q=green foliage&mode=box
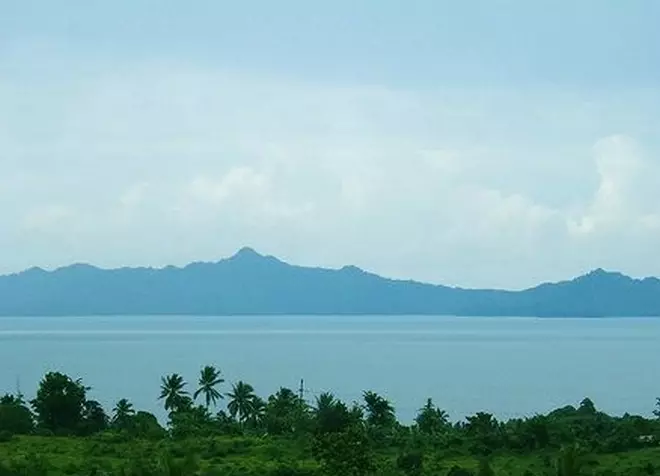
[30,372,88,435]
[193,365,225,409]
[447,465,475,476]
[313,392,359,434]
[227,381,258,426]
[476,458,496,476]
[160,374,190,413]
[129,411,167,440]
[4,369,660,475]
[0,394,33,435]
[80,399,109,435]
[112,398,135,430]
[465,412,503,456]
[557,444,583,476]
[169,405,215,439]
[363,390,396,428]
[266,388,310,435]
[415,398,449,436]
[397,450,424,475]
[312,424,373,476]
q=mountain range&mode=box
[1,247,659,317]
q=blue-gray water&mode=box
[1,315,659,422]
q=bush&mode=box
[0,403,34,435]
[0,431,13,443]
[397,451,423,475]
[447,465,474,476]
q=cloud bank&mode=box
[1,59,659,289]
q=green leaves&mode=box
[415,398,450,436]
[159,373,189,413]
[193,365,225,409]
[227,381,258,426]
[112,398,135,430]
[30,371,88,435]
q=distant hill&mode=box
[0,247,659,317]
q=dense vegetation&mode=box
[1,366,660,475]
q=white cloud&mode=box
[569,135,660,237]
[1,60,660,288]
[22,205,76,232]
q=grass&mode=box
[2,434,660,475]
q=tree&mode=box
[159,374,189,413]
[129,411,167,440]
[465,412,502,456]
[525,415,551,450]
[111,398,135,430]
[193,365,224,409]
[227,381,257,425]
[79,399,108,435]
[0,394,24,406]
[169,404,215,439]
[246,396,267,431]
[0,394,33,435]
[415,398,449,435]
[30,372,87,434]
[397,451,424,476]
[578,398,596,415]
[466,412,499,431]
[312,424,373,476]
[653,398,660,419]
[265,387,310,435]
[314,392,356,434]
[362,391,396,428]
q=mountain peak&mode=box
[231,247,263,259]
[580,268,629,282]
[340,265,365,274]
[56,263,100,273]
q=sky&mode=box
[1,1,660,289]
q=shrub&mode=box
[0,431,13,443]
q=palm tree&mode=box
[193,365,225,409]
[314,392,354,433]
[227,381,257,424]
[247,396,267,429]
[111,398,135,429]
[0,394,19,405]
[415,398,449,435]
[159,373,189,412]
[363,390,395,428]
[466,412,498,435]
[269,387,299,411]
[315,392,337,414]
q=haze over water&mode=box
[1,315,659,422]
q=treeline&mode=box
[1,366,660,475]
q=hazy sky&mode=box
[2,1,660,289]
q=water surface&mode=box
[1,315,658,422]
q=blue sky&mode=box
[1,1,660,288]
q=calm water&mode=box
[1,315,659,422]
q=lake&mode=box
[1,315,658,422]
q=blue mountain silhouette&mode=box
[0,248,658,317]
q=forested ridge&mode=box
[1,366,660,475]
